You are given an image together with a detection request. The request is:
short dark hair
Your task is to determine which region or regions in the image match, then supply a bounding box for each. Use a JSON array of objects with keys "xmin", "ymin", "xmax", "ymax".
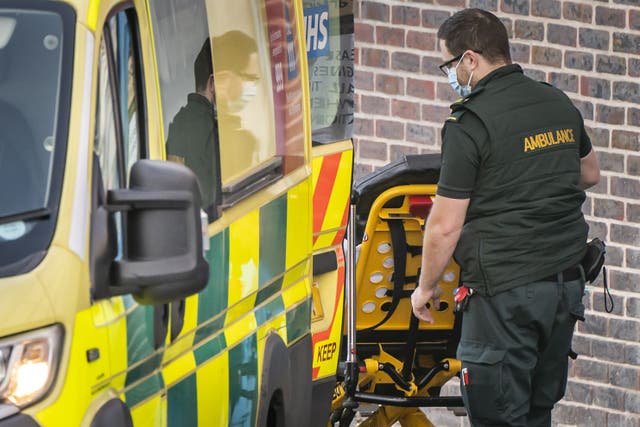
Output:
[
  {"xmin": 194, "ymin": 38, "xmax": 213, "ymax": 92},
  {"xmin": 212, "ymin": 31, "xmax": 258, "ymax": 74},
  {"xmin": 437, "ymin": 8, "xmax": 511, "ymax": 64}
]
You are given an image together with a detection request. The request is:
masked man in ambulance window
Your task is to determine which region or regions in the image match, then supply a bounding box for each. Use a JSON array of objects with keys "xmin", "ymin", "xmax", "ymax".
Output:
[{"xmin": 211, "ymin": 31, "xmax": 260, "ymax": 184}]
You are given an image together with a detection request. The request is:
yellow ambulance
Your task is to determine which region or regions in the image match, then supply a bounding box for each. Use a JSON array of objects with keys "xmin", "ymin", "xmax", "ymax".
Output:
[{"xmin": 0, "ymin": 0, "xmax": 353, "ymax": 425}]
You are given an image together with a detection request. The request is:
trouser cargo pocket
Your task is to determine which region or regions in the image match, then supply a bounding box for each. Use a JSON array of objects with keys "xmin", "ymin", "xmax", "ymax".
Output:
[{"xmin": 457, "ymin": 341, "xmax": 508, "ymax": 423}]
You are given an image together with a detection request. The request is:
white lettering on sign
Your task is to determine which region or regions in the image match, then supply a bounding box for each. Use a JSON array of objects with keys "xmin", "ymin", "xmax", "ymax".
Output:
[
  {"xmin": 304, "ymin": 5, "xmax": 330, "ymax": 58},
  {"xmin": 274, "ymin": 62, "xmax": 284, "ymax": 92}
]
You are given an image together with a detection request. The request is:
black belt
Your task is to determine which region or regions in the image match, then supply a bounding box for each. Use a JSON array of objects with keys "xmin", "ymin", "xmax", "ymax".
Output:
[{"xmin": 542, "ymin": 266, "xmax": 581, "ymax": 282}]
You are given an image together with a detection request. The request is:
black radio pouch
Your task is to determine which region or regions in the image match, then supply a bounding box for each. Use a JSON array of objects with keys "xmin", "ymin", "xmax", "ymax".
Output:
[
  {"xmin": 581, "ymin": 238, "xmax": 613, "ymax": 313},
  {"xmin": 581, "ymin": 238, "xmax": 606, "ymax": 283}
]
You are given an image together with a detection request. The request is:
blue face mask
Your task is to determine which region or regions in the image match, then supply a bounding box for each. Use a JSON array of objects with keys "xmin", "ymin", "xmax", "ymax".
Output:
[{"xmin": 447, "ymin": 54, "xmax": 473, "ymax": 98}]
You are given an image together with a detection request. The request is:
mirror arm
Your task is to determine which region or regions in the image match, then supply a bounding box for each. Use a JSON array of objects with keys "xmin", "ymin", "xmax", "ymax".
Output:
[{"xmin": 106, "ymin": 189, "xmax": 192, "ymax": 211}]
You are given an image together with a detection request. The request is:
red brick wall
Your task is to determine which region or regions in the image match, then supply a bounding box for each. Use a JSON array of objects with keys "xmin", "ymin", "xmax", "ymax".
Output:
[{"xmin": 353, "ymin": 0, "xmax": 640, "ymax": 425}]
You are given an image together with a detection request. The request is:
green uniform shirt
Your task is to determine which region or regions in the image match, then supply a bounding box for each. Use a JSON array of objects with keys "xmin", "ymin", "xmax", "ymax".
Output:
[
  {"xmin": 166, "ymin": 93, "xmax": 219, "ymax": 209},
  {"xmin": 438, "ymin": 64, "xmax": 592, "ymax": 295}
]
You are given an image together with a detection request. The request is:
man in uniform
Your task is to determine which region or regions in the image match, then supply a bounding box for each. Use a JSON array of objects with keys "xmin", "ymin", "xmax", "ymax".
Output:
[
  {"xmin": 410, "ymin": 8, "xmax": 600, "ymax": 427},
  {"xmin": 166, "ymin": 38, "xmax": 219, "ymax": 211}
]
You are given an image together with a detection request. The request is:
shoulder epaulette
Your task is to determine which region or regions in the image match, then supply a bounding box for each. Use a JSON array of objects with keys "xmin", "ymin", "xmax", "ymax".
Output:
[{"xmin": 446, "ymin": 109, "xmax": 465, "ymax": 123}]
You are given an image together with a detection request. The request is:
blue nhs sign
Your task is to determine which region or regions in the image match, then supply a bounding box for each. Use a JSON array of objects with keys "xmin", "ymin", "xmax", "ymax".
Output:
[{"xmin": 304, "ymin": 5, "xmax": 329, "ymax": 58}]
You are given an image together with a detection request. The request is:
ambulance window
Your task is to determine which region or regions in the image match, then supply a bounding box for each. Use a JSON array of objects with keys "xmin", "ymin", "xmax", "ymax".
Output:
[
  {"xmin": 304, "ymin": 0, "xmax": 354, "ymax": 144},
  {"xmin": 94, "ymin": 9, "xmax": 145, "ymax": 189},
  {"xmin": 94, "ymin": 39, "xmax": 120, "ymax": 190},
  {"xmin": 112, "ymin": 12, "xmax": 144, "ymax": 184},
  {"xmin": 148, "ymin": 0, "xmax": 221, "ymax": 217},
  {"xmin": 210, "ymin": 0, "xmax": 306, "ymax": 205}
]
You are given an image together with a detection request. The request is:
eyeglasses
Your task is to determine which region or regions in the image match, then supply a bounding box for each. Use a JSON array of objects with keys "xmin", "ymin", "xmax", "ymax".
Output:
[{"xmin": 438, "ymin": 50, "xmax": 482, "ymax": 76}]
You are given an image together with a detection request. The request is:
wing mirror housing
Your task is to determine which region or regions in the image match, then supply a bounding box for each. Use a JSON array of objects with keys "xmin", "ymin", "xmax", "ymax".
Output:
[{"xmin": 91, "ymin": 159, "xmax": 209, "ymax": 305}]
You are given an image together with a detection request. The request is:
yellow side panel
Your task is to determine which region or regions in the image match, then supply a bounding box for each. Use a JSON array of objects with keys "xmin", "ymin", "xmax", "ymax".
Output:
[
  {"xmin": 286, "ymin": 180, "xmax": 311, "ymax": 270},
  {"xmin": 130, "ymin": 395, "xmax": 166, "ymax": 427},
  {"xmin": 282, "ymin": 277, "xmax": 311, "ymax": 314},
  {"xmin": 224, "ymin": 307, "xmax": 258, "ymax": 350},
  {"xmin": 163, "ymin": 295, "xmax": 198, "ymax": 371},
  {"xmin": 98, "ymin": 298, "xmax": 128, "ymax": 391},
  {"xmin": 321, "ymin": 148, "xmax": 352, "ymax": 231},
  {"xmin": 311, "ymin": 256, "xmax": 344, "ymax": 379},
  {"xmin": 313, "ymin": 231, "xmax": 338, "ymax": 250},
  {"xmin": 162, "ymin": 351, "xmax": 196, "ymax": 389},
  {"xmin": 196, "ymin": 352, "xmax": 229, "ymax": 426},
  {"xmin": 35, "ymin": 308, "xmax": 108, "ymax": 426},
  {"xmin": 228, "ymin": 210, "xmax": 260, "ymax": 307},
  {"xmin": 283, "ymin": 258, "xmax": 309, "ymax": 290},
  {"xmin": 311, "ymin": 140, "xmax": 353, "ymax": 251}
]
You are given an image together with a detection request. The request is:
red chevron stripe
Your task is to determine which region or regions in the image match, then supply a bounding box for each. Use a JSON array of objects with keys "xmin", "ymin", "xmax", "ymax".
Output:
[
  {"xmin": 331, "ymin": 201, "xmax": 350, "ymax": 246},
  {"xmin": 313, "ymin": 152, "xmax": 342, "ymax": 243}
]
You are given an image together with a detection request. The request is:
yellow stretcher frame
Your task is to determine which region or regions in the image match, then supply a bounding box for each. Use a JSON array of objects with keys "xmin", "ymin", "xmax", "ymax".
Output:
[{"xmin": 332, "ymin": 184, "xmax": 465, "ymax": 427}]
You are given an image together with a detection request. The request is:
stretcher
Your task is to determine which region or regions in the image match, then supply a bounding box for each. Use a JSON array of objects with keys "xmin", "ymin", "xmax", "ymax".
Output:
[{"xmin": 330, "ymin": 154, "xmax": 465, "ymax": 427}]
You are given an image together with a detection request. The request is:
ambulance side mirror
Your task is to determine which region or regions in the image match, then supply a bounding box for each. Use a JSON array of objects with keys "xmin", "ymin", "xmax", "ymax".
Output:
[{"xmin": 91, "ymin": 159, "xmax": 209, "ymax": 305}]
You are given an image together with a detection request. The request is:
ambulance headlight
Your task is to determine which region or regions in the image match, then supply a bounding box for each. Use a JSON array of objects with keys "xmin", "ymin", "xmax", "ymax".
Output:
[{"xmin": 0, "ymin": 325, "xmax": 63, "ymax": 408}]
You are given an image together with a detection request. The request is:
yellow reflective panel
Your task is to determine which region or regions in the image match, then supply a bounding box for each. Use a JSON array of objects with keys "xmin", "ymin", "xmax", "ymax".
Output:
[
  {"xmin": 163, "ymin": 351, "xmax": 196, "ymax": 391},
  {"xmin": 286, "ymin": 181, "xmax": 311, "ymax": 269},
  {"xmin": 196, "ymin": 352, "xmax": 229, "ymax": 425},
  {"xmin": 282, "ymin": 277, "xmax": 310, "ymax": 311},
  {"xmin": 130, "ymin": 394, "xmax": 166, "ymax": 427},
  {"xmin": 228, "ymin": 209, "xmax": 260, "ymax": 306}
]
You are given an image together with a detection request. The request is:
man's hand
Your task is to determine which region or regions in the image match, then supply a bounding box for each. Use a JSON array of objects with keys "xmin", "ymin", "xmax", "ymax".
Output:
[{"xmin": 411, "ymin": 285, "xmax": 443, "ymax": 323}]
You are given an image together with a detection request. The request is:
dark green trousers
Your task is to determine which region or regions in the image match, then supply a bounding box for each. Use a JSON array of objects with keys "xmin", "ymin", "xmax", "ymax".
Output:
[{"xmin": 457, "ymin": 275, "xmax": 585, "ymax": 427}]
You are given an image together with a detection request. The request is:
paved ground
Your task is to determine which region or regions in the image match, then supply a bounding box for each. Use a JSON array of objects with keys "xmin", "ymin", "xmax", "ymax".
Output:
[
  {"xmin": 347, "ymin": 377, "xmax": 578, "ymax": 427},
  {"xmin": 349, "ymin": 378, "xmax": 470, "ymax": 427}
]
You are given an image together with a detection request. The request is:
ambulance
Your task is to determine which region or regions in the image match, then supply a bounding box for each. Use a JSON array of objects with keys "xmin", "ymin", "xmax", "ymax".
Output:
[{"xmin": 0, "ymin": 0, "xmax": 353, "ymax": 425}]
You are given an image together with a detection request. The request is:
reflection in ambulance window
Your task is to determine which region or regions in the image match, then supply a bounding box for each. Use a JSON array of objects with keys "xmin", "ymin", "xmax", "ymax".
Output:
[
  {"xmin": 211, "ymin": 31, "xmax": 262, "ymax": 185},
  {"xmin": 304, "ymin": 0, "xmax": 354, "ymax": 144},
  {"xmin": 208, "ymin": 0, "xmax": 281, "ymax": 188}
]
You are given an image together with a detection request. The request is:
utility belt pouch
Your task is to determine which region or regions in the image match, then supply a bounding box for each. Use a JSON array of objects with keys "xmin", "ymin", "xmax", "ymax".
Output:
[{"xmin": 581, "ymin": 238, "xmax": 606, "ymax": 283}]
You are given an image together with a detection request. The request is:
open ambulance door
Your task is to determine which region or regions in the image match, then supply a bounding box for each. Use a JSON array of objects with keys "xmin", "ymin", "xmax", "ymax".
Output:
[{"xmin": 304, "ymin": 0, "xmax": 354, "ymax": 424}]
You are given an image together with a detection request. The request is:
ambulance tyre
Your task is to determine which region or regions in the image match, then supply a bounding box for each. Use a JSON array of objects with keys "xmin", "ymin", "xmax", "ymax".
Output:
[
  {"xmin": 257, "ymin": 334, "xmax": 312, "ymax": 427},
  {"xmin": 257, "ymin": 335, "xmax": 291, "ymax": 427},
  {"xmin": 266, "ymin": 390, "xmax": 285, "ymax": 427},
  {"xmin": 90, "ymin": 399, "xmax": 133, "ymax": 427}
]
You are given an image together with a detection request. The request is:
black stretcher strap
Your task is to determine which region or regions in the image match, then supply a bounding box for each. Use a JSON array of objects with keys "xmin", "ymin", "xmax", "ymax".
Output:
[
  {"xmin": 361, "ymin": 219, "xmax": 407, "ymax": 332},
  {"xmin": 406, "ymin": 244, "xmax": 422, "ymax": 257}
]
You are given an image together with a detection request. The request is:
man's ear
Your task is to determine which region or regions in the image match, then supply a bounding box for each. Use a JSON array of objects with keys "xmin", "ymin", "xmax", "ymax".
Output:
[
  {"xmin": 465, "ymin": 50, "xmax": 479, "ymax": 70},
  {"xmin": 207, "ymin": 74, "xmax": 215, "ymax": 96}
]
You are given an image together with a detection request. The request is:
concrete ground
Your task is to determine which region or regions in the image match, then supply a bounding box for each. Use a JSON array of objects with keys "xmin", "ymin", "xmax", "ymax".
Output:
[
  {"xmin": 348, "ymin": 377, "xmax": 579, "ymax": 427},
  {"xmin": 350, "ymin": 378, "xmax": 470, "ymax": 427}
]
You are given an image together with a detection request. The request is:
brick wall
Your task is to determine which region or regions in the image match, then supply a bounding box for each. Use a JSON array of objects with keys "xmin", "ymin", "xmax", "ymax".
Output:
[{"xmin": 353, "ymin": 0, "xmax": 640, "ymax": 425}]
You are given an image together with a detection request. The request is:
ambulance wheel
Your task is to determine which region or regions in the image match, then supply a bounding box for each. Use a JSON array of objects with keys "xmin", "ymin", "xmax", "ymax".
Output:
[
  {"xmin": 257, "ymin": 335, "xmax": 291, "ymax": 427},
  {"xmin": 266, "ymin": 390, "xmax": 285, "ymax": 427},
  {"xmin": 90, "ymin": 399, "xmax": 133, "ymax": 427}
]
